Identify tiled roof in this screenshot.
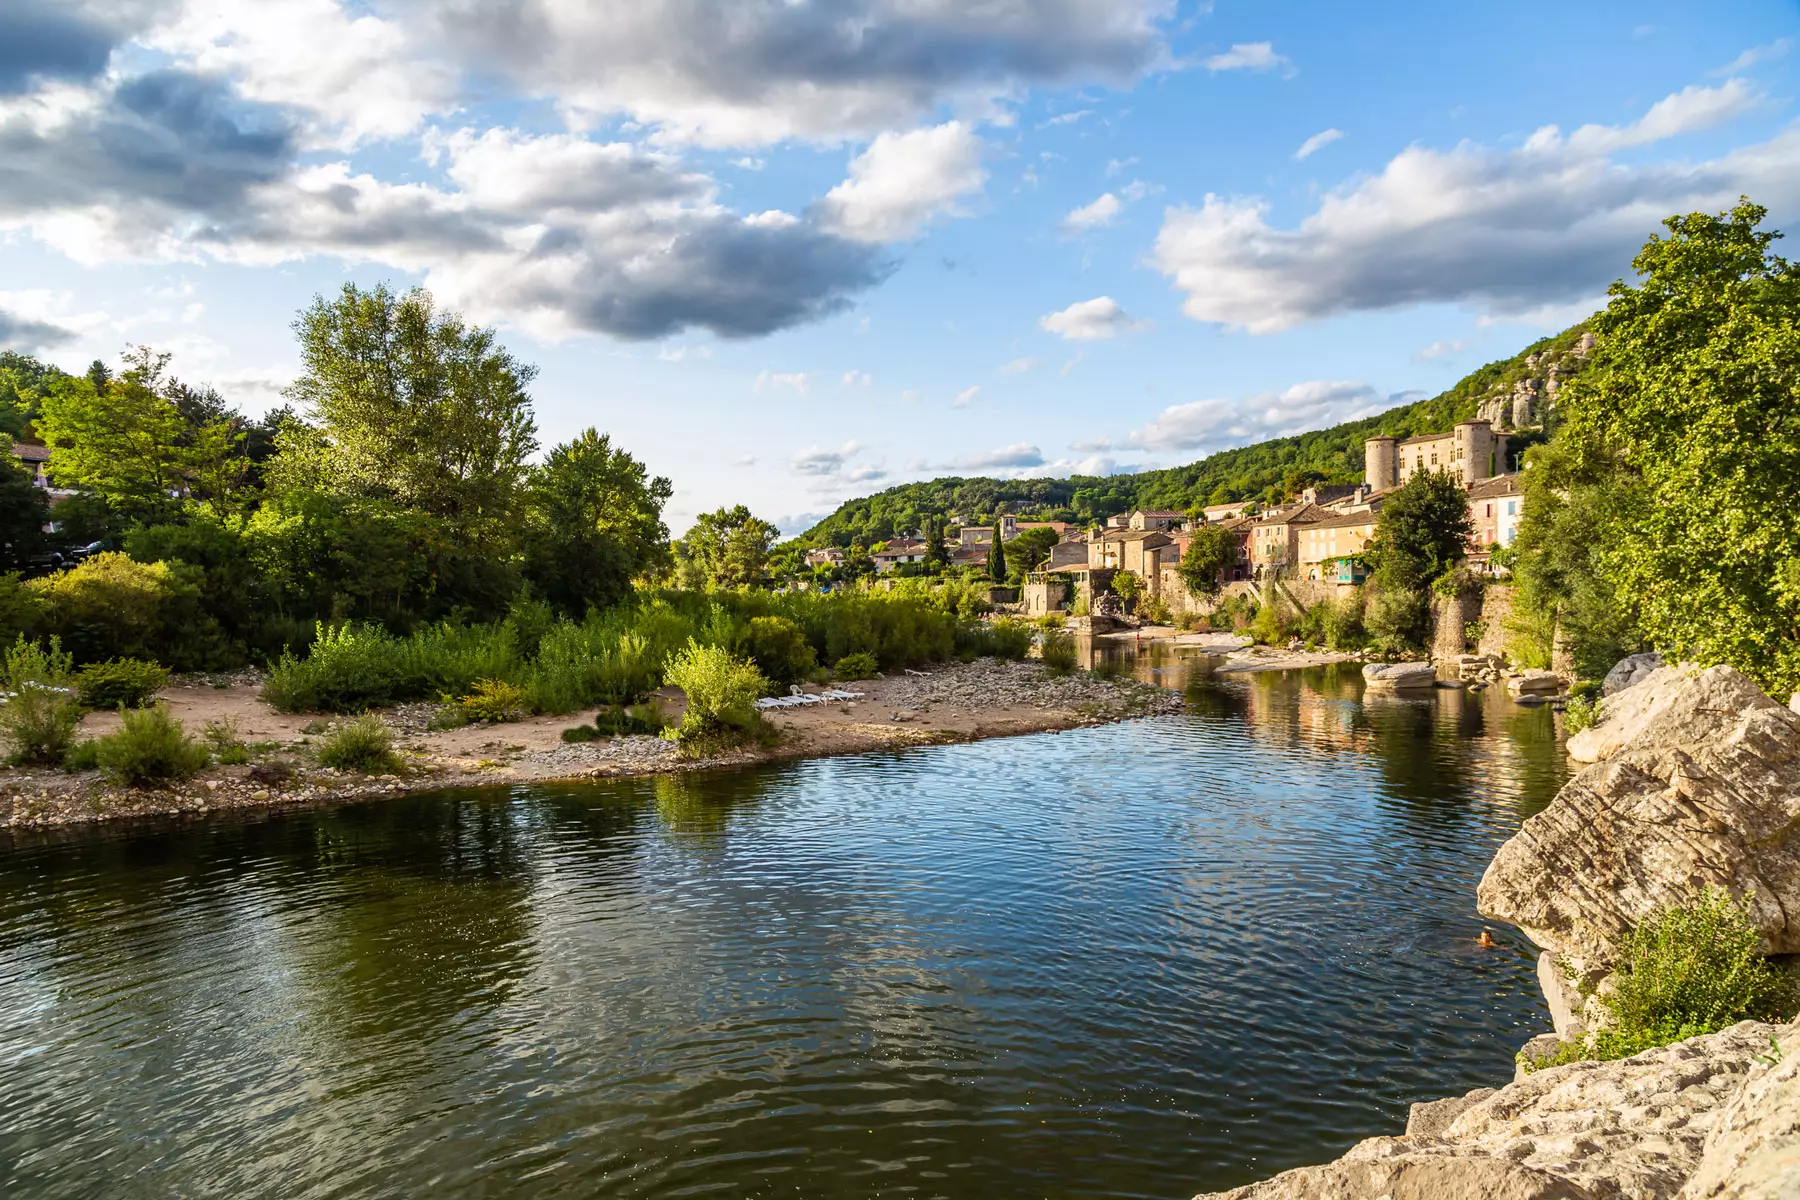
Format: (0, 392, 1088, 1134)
(1305, 511, 1379, 531)
(1467, 474, 1525, 499)
(11, 442, 50, 462)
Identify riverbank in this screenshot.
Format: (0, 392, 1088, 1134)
(0, 657, 1183, 831)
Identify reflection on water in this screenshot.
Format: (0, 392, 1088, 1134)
(0, 668, 1569, 1200)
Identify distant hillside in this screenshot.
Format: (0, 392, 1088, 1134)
(793, 322, 1594, 548)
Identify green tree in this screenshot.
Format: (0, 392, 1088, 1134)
(674, 505, 780, 589)
(522, 429, 673, 616)
(986, 535, 1007, 582)
(1554, 199, 1800, 694)
(0, 456, 48, 569)
(1178, 524, 1238, 596)
(37, 348, 246, 522)
(1006, 526, 1060, 572)
(922, 516, 949, 573)
(279, 283, 538, 526)
(1369, 470, 1473, 592)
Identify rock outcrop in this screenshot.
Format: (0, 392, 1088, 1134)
(1604, 652, 1664, 696)
(1193, 1021, 1800, 1200)
(1479, 664, 1800, 973)
(1363, 662, 1438, 690)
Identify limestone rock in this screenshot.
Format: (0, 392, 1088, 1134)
(1406, 1088, 1495, 1138)
(1363, 662, 1437, 689)
(1680, 1023, 1800, 1199)
(1508, 670, 1565, 695)
(1193, 1022, 1788, 1200)
(1480, 665, 1800, 970)
(1604, 652, 1664, 696)
(1537, 952, 1586, 1040)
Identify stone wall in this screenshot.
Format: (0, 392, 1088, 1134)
(1475, 584, 1514, 660)
(1428, 586, 1486, 661)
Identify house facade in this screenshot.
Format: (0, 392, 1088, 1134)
(1468, 474, 1526, 549)
(1298, 511, 1378, 582)
(1364, 420, 1508, 489)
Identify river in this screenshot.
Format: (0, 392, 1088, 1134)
(0, 661, 1569, 1198)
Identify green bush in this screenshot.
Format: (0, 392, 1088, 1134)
(457, 678, 530, 723)
(1249, 597, 1297, 645)
(63, 739, 100, 772)
(1040, 630, 1078, 674)
(1562, 694, 1599, 734)
(744, 615, 816, 684)
(95, 704, 209, 786)
(833, 651, 880, 680)
(202, 716, 250, 765)
(1320, 593, 1368, 650)
(663, 639, 770, 751)
(0, 636, 81, 765)
(28, 552, 230, 670)
(76, 658, 169, 709)
(1523, 889, 1794, 1072)
(1367, 586, 1430, 653)
(315, 716, 402, 773)
(987, 617, 1034, 661)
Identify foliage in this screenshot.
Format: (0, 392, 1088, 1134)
(314, 715, 403, 773)
(1006, 526, 1061, 572)
(456, 678, 530, 724)
(1552, 200, 1800, 695)
(94, 704, 209, 786)
(279, 283, 537, 527)
(986, 535, 1008, 582)
(0, 636, 80, 765)
(1179, 525, 1238, 596)
(76, 658, 169, 709)
(201, 716, 250, 764)
(674, 505, 781, 589)
(1249, 595, 1298, 645)
(663, 640, 770, 750)
(28, 552, 229, 669)
(1370, 470, 1474, 592)
(833, 651, 880, 680)
(1562, 694, 1598, 734)
(956, 616, 1033, 661)
(64, 739, 100, 772)
(0, 456, 48, 571)
(744, 615, 817, 684)
(1319, 591, 1368, 650)
(1040, 630, 1077, 673)
(1524, 890, 1794, 1071)
(1366, 585, 1431, 654)
(262, 621, 519, 713)
(1112, 570, 1143, 603)
(521, 429, 673, 616)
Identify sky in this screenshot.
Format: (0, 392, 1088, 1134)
(1, 2, 1797, 536)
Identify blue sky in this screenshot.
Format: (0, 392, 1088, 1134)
(1, 1, 1796, 534)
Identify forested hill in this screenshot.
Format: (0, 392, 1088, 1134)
(793, 321, 1594, 548)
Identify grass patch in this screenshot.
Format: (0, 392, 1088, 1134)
(95, 704, 209, 787)
(1039, 631, 1077, 674)
(315, 716, 402, 774)
(202, 716, 251, 764)
(455, 678, 530, 724)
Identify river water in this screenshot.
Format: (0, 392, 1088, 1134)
(0, 660, 1569, 1199)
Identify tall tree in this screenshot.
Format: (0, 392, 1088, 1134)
(280, 283, 538, 526)
(674, 505, 780, 589)
(1369, 470, 1473, 592)
(1178, 524, 1238, 596)
(522, 429, 673, 615)
(986, 534, 1007, 582)
(1553, 199, 1800, 694)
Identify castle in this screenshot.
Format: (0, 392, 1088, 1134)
(1364, 419, 1507, 490)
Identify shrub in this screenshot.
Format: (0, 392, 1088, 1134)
(1562, 694, 1599, 735)
(663, 639, 770, 751)
(988, 617, 1033, 661)
(202, 716, 251, 765)
(744, 615, 816, 684)
(561, 723, 598, 743)
(1367, 586, 1430, 653)
(457, 678, 530, 724)
(263, 620, 521, 713)
(1523, 889, 1794, 1072)
(94, 704, 209, 786)
(64, 739, 100, 772)
(833, 651, 880, 680)
(0, 636, 81, 765)
(1249, 597, 1297, 645)
(315, 716, 402, 773)
(1320, 592, 1368, 651)
(1040, 630, 1078, 674)
(76, 658, 169, 709)
(28, 552, 229, 670)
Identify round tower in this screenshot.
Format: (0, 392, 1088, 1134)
(1453, 419, 1495, 483)
(1364, 435, 1397, 491)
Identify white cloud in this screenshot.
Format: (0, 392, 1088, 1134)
(792, 440, 863, 475)
(755, 370, 811, 395)
(956, 443, 1044, 470)
(1126, 380, 1386, 453)
(1203, 42, 1292, 75)
(1714, 38, 1792, 75)
(1152, 80, 1795, 333)
(658, 344, 712, 362)
(952, 385, 981, 407)
(1062, 191, 1121, 231)
(841, 370, 872, 387)
(1039, 296, 1149, 340)
(1413, 339, 1470, 361)
(1042, 109, 1091, 127)
(817, 121, 987, 243)
(1294, 128, 1343, 160)
(732, 157, 765, 170)
(1105, 157, 1139, 177)
(1069, 435, 1113, 452)
(997, 356, 1039, 375)
(1119, 179, 1159, 203)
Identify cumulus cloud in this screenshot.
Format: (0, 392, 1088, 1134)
(817, 121, 987, 243)
(792, 440, 862, 475)
(952, 385, 980, 407)
(1294, 128, 1342, 160)
(1204, 43, 1292, 75)
(841, 370, 872, 387)
(956, 443, 1045, 470)
(0, 2, 126, 95)
(1062, 191, 1121, 231)
(1068, 435, 1113, 452)
(755, 370, 812, 395)
(432, 0, 1175, 146)
(1152, 79, 1795, 333)
(1039, 296, 1148, 340)
(1126, 380, 1387, 453)
(1414, 339, 1470, 361)
(0, 306, 77, 351)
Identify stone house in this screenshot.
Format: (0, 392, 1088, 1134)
(1088, 529, 1173, 575)
(1468, 474, 1526, 550)
(802, 547, 845, 569)
(1127, 509, 1186, 532)
(871, 539, 930, 573)
(1297, 511, 1378, 583)
(1364, 419, 1508, 489)
(1201, 501, 1251, 522)
(1249, 503, 1327, 576)
(1044, 537, 1090, 570)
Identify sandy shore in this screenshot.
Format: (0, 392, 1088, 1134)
(0, 659, 1184, 832)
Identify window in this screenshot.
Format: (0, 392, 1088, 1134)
(1506, 500, 1518, 515)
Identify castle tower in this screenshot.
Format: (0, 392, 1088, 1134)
(1453, 419, 1495, 483)
(1364, 435, 1397, 491)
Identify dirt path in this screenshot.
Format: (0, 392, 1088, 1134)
(2, 659, 1185, 832)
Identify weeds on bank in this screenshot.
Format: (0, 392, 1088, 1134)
(662, 640, 774, 756)
(1039, 631, 1078, 674)
(0, 636, 81, 766)
(94, 705, 209, 787)
(76, 658, 168, 709)
(315, 716, 403, 774)
(1521, 889, 1795, 1072)
(202, 716, 251, 764)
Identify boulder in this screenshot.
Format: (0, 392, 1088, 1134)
(1192, 1022, 1792, 1200)
(1537, 952, 1586, 1040)
(1405, 1088, 1494, 1138)
(1679, 1022, 1800, 1199)
(1508, 670, 1565, 695)
(1604, 652, 1664, 696)
(1363, 662, 1438, 689)
(1479, 664, 1800, 972)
